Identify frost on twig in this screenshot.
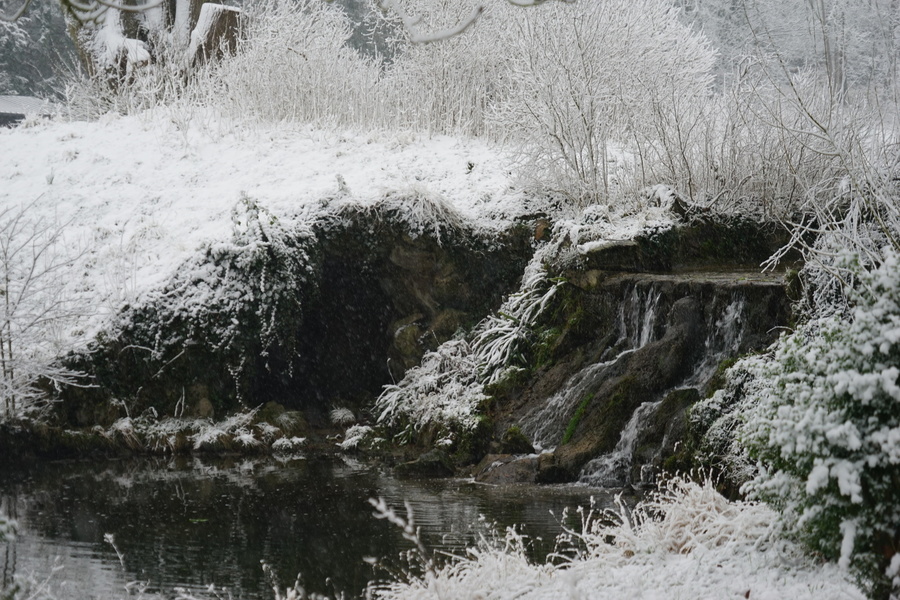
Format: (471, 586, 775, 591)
(377, 0, 571, 44)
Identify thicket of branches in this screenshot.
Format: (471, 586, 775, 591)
(59, 0, 899, 255)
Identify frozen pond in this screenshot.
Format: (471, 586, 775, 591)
(0, 456, 617, 599)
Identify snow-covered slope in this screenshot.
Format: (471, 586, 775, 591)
(0, 111, 526, 350)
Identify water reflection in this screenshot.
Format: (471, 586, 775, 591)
(0, 457, 614, 599)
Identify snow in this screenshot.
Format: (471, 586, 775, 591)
(367, 478, 865, 600)
(0, 110, 527, 353)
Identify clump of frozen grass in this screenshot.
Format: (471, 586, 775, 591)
(98, 407, 308, 454)
(376, 339, 487, 441)
(329, 407, 356, 427)
(339, 425, 375, 451)
(271, 436, 307, 453)
(192, 408, 259, 451)
(322, 190, 469, 248)
(373, 190, 467, 246)
(367, 476, 864, 600)
(471, 249, 561, 386)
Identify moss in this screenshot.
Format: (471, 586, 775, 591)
(453, 415, 493, 466)
(483, 366, 531, 400)
(532, 326, 563, 370)
(500, 425, 534, 454)
(561, 392, 594, 445)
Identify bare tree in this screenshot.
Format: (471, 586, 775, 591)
(0, 201, 86, 421)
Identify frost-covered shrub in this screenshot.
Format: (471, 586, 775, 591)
(375, 0, 515, 136)
(376, 339, 486, 441)
(367, 476, 863, 600)
(202, 0, 380, 128)
(339, 424, 375, 451)
(739, 251, 900, 598)
(492, 0, 713, 207)
(691, 360, 768, 487)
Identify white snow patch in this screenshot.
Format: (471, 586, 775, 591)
(0, 111, 529, 355)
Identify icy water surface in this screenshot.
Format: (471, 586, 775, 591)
(0, 456, 614, 599)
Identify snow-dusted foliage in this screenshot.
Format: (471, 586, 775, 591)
(471, 251, 560, 386)
(0, 1, 74, 97)
(374, 0, 514, 137)
(201, 0, 379, 128)
(491, 0, 714, 207)
(115, 195, 316, 391)
(367, 476, 863, 599)
(336, 190, 467, 246)
(339, 424, 376, 451)
(98, 406, 308, 453)
(737, 250, 900, 597)
(329, 406, 356, 427)
(271, 435, 307, 453)
(376, 340, 487, 439)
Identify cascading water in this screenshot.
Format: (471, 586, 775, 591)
(578, 295, 749, 488)
(520, 286, 662, 450)
(578, 399, 662, 487)
(522, 356, 626, 450)
(680, 296, 745, 390)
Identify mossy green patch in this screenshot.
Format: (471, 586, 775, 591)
(561, 392, 593, 445)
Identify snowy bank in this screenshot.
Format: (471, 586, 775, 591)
(366, 478, 865, 600)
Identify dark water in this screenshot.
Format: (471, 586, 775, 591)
(0, 456, 615, 599)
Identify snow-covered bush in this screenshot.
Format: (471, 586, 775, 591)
(492, 0, 714, 208)
(201, 0, 379, 128)
(339, 424, 376, 451)
(375, 0, 514, 136)
(739, 250, 900, 598)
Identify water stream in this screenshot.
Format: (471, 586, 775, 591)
(578, 400, 663, 487)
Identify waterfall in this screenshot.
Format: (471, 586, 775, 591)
(521, 285, 661, 450)
(618, 287, 661, 348)
(578, 399, 662, 487)
(681, 296, 745, 390)
(521, 356, 627, 450)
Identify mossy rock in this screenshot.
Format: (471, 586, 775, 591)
(453, 416, 493, 466)
(499, 426, 535, 455)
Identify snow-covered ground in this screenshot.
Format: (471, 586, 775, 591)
(1, 110, 526, 350)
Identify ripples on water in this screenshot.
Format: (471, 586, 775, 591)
(0, 456, 617, 599)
